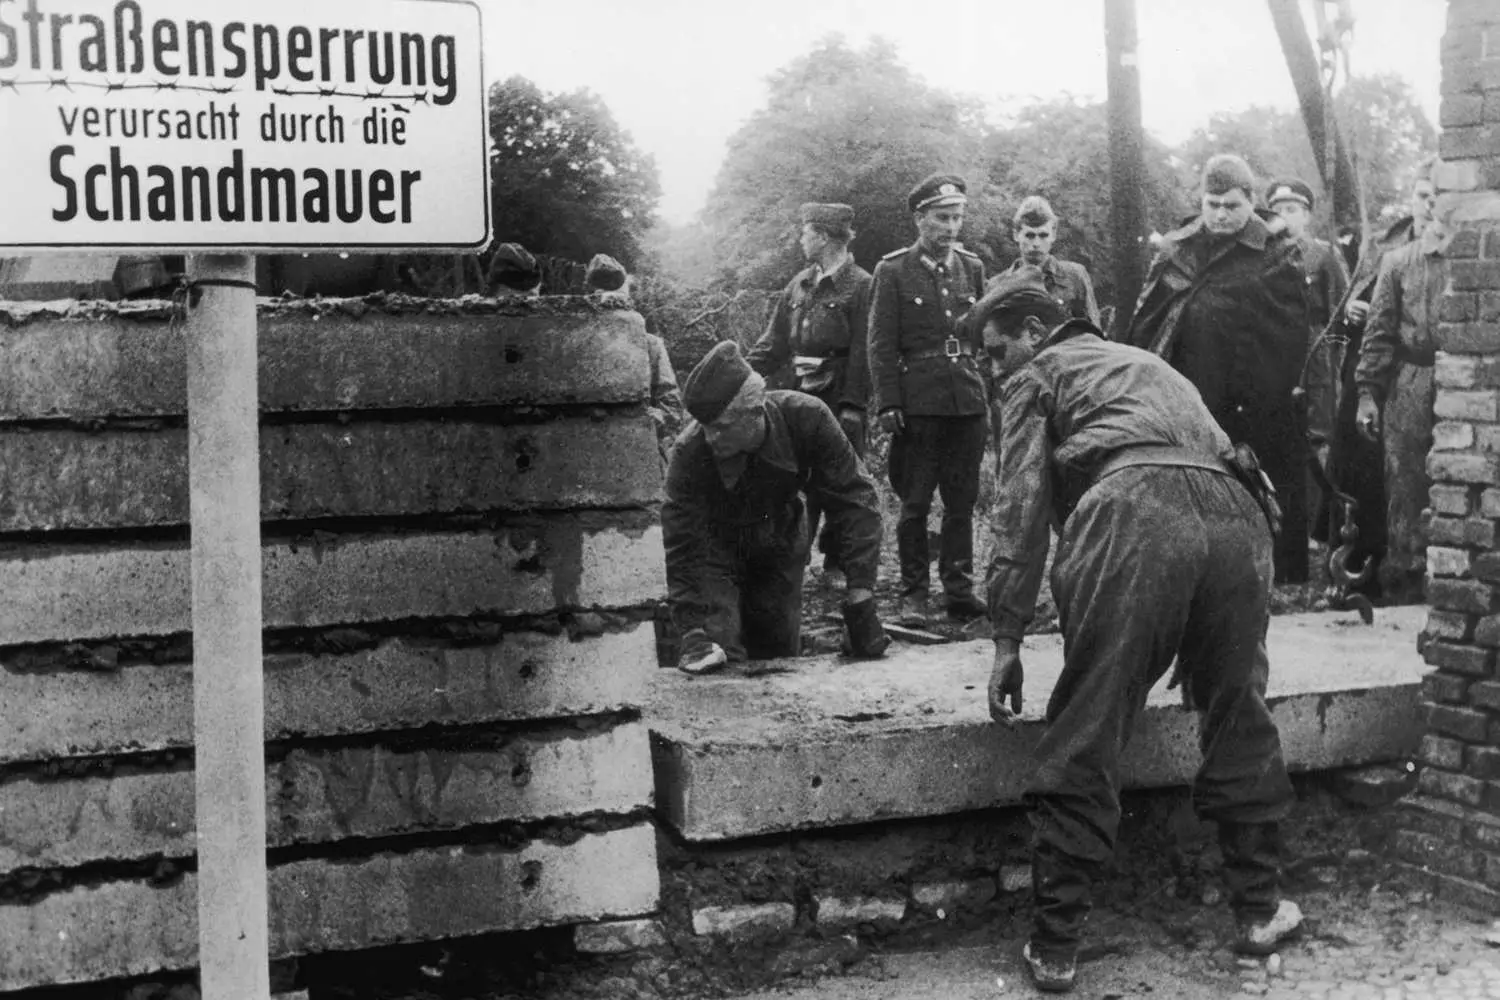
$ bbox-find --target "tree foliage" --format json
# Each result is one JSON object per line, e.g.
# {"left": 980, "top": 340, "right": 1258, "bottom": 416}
{"left": 701, "top": 37, "right": 1002, "bottom": 289}
{"left": 487, "top": 75, "right": 662, "bottom": 269}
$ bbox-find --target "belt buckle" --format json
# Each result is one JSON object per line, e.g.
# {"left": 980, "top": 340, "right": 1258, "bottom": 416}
{"left": 943, "top": 337, "right": 961, "bottom": 360}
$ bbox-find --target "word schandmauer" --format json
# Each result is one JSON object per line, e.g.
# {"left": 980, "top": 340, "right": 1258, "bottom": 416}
{"left": 0, "top": 0, "right": 459, "bottom": 104}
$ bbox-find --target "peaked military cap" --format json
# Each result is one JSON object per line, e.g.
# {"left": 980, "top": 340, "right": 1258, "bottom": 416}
{"left": 585, "top": 253, "right": 629, "bottom": 291}
{"left": 1265, "top": 178, "right": 1314, "bottom": 211}
{"left": 908, "top": 173, "right": 968, "bottom": 213}
{"left": 683, "top": 340, "right": 754, "bottom": 425}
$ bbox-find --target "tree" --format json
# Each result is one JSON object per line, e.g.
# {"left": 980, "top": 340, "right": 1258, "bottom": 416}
{"left": 487, "top": 76, "right": 661, "bottom": 269}
{"left": 701, "top": 37, "right": 1004, "bottom": 289}
{"left": 980, "top": 97, "right": 1191, "bottom": 312}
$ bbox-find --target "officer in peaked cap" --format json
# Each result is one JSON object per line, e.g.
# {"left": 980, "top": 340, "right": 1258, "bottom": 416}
{"left": 974, "top": 268, "right": 1301, "bottom": 992}
{"left": 868, "top": 172, "right": 989, "bottom": 624}
{"left": 747, "top": 201, "right": 874, "bottom": 575}
{"left": 661, "top": 341, "right": 890, "bottom": 676}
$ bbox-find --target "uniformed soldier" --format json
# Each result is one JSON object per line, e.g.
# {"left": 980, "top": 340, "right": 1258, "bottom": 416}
{"left": 585, "top": 253, "right": 686, "bottom": 467}
{"left": 748, "top": 203, "right": 873, "bottom": 572}
{"left": 977, "top": 269, "right": 1301, "bottom": 993}
{"left": 993, "top": 195, "right": 1100, "bottom": 327}
{"left": 868, "top": 173, "right": 989, "bottom": 623}
{"left": 662, "top": 341, "right": 890, "bottom": 674}
{"left": 1123, "top": 154, "right": 1312, "bottom": 584}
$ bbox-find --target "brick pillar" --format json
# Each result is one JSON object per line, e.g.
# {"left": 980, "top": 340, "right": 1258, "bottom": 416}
{"left": 1395, "top": 0, "right": 1500, "bottom": 910}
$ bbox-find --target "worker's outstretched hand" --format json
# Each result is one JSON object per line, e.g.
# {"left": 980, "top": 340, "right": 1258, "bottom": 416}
{"left": 989, "top": 640, "right": 1024, "bottom": 723}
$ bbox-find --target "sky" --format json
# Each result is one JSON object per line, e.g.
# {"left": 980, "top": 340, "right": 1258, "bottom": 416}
{"left": 484, "top": 0, "right": 1445, "bottom": 225}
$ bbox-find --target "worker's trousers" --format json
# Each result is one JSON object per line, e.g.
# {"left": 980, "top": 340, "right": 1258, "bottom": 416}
{"left": 1027, "top": 465, "right": 1294, "bottom": 957}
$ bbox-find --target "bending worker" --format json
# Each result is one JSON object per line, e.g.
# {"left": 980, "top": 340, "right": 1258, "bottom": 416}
{"left": 662, "top": 341, "right": 890, "bottom": 674}
{"left": 975, "top": 269, "right": 1302, "bottom": 993}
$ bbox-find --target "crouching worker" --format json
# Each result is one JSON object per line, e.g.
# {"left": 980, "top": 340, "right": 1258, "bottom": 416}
{"left": 974, "top": 268, "right": 1302, "bottom": 992}
{"left": 663, "top": 341, "right": 891, "bottom": 674}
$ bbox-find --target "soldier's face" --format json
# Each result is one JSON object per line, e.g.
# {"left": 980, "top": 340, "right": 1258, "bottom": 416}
{"left": 1016, "top": 223, "right": 1055, "bottom": 264}
{"left": 703, "top": 378, "right": 768, "bottom": 460}
{"left": 1272, "top": 200, "right": 1311, "bottom": 239}
{"left": 1410, "top": 180, "right": 1437, "bottom": 225}
{"left": 799, "top": 224, "right": 827, "bottom": 261}
{"left": 1200, "top": 187, "right": 1254, "bottom": 236}
{"left": 915, "top": 204, "right": 965, "bottom": 251}
{"left": 983, "top": 314, "right": 1043, "bottom": 380}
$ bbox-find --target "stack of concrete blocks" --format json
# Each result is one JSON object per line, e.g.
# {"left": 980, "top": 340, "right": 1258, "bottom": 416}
{"left": 0, "top": 295, "right": 665, "bottom": 992}
{"left": 1399, "top": 0, "right": 1500, "bottom": 911}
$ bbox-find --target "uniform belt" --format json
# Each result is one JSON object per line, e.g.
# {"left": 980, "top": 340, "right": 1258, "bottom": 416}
{"left": 903, "top": 341, "right": 975, "bottom": 362}
{"left": 794, "top": 350, "right": 849, "bottom": 360}
{"left": 1090, "top": 445, "right": 1233, "bottom": 489}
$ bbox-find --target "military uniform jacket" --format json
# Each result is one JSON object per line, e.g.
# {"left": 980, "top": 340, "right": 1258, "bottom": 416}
{"left": 868, "top": 242, "right": 987, "bottom": 417}
{"left": 662, "top": 391, "right": 884, "bottom": 622}
{"left": 1355, "top": 233, "right": 1446, "bottom": 404}
{"left": 993, "top": 254, "right": 1101, "bottom": 327}
{"left": 747, "top": 255, "right": 873, "bottom": 412}
{"left": 987, "top": 324, "right": 1236, "bottom": 640}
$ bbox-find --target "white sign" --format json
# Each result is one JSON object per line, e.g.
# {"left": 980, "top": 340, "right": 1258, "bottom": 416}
{"left": 0, "top": 0, "right": 489, "bottom": 251}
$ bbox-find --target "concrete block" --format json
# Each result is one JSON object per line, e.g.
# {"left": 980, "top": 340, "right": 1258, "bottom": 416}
{"left": 1433, "top": 421, "right": 1477, "bottom": 451}
{"left": 1436, "top": 389, "right": 1500, "bottom": 422}
{"left": 1421, "top": 735, "right": 1469, "bottom": 770}
{"left": 999, "top": 864, "right": 1034, "bottom": 894}
{"left": 574, "top": 918, "right": 668, "bottom": 954}
{"left": 0, "top": 724, "right": 652, "bottom": 873}
{"left": 650, "top": 608, "right": 1428, "bottom": 841}
{"left": 813, "top": 895, "right": 905, "bottom": 927}
{"left": 690, "top": 903, "right": 796, "bottom": 940}
{"left": 0, "top": 311, "right": 650, "bottom": 421}
{"left": 1426, "top": 610, "right": 1477, "bottom": 641}
{"left": 0, "top": 419, "right": 660, "bottom": 532}
{"left": 1430, "top": 484, "right": 1473, "bottom": 516}
{"left": 910, "top": 878, "right": 996, "bottom": 913}
{"left": 268, "top": 825, "right": 660, "bottom": 958}
{"left": 0, "top": 624, "right": 655, "bottom": 765}
{"left": 1430, "top": 546, "right": 1474, "bottom": 578}
{"left": 1428, "top": 454, "right": 1500, "bottom": 485}
{"left": 0, "top": 521, "right": 665, "bottom": 645}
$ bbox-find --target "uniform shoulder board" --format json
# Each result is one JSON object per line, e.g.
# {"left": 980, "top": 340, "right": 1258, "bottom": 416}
{"left": 954, "top": 246, "right": 980, "bottom": 259}
{"left": 881, "top": 247, "right": 910, "bottom": 261}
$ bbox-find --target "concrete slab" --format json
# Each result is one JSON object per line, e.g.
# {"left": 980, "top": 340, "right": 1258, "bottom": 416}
{"left": 649, "top": 608, "right": 1427, "bottom": 841}
{"left": 0, "top": 519, "right": 665, "bottom": 645}
{"left": 0, "top": 311, "right": 649, "bottom": 421}
{"left": 0, "top": 624, "right": 656, "bottom": 764}
{"left": 0, "top": 824, "right": 659, "bottom": 993}
{"left": 0, "top": 418, "right": 660, "bottom": 531}
{"left": 0, "top": 722, "right": 651, "bottom": 872}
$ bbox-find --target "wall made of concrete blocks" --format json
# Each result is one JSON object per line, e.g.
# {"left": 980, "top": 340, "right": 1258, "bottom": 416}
{"left": 0, "top": 296, "right": 664, "bottom": 991}
{"left": 1406, "top": 0, "right": 1500, "bottom": 912}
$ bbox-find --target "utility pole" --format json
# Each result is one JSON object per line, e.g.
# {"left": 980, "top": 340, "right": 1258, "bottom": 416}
{"left": 1105, "top": 0, "right": 1147, "bottom": 335}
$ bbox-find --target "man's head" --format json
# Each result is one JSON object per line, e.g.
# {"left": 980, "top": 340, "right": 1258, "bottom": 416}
{"left": 1265, "top": 178, "right": 1315, "bottom": 240}
{"left": 798, "top": 202, "right": 855, "bottom": 262}
{"left": 908, "top": 173, "right": 968, "bottom": 254}
{"left": 1409, "top": 157, "right": 1437, "bottom": 231}
{"left": 1199, "top": 154, "right": 1257, "bottom": 237}
{"left": 971, "top": 267, "right": 1069, "bottom": 381}
{"left": 683, "top": 341, "right": 768, "bottom": 460}
{"left": 1013, "top": 195, "right": 1058, "bottom": 266}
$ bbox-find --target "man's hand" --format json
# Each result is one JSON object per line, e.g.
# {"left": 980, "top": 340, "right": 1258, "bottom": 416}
{"left": 989, "top": 638, "right": 1024, "bottom": 723}
{"left": 1345, "top": 299, "right": 1370, "bottom": 327}
{"left": 838, "top": 407, "right": 867, "bottom": 447}
{"left": 878, "top": 407, "right": 906, "bottom": 436}
{"left": 1355, "top": 392, "right": 1381, "bottom": 442}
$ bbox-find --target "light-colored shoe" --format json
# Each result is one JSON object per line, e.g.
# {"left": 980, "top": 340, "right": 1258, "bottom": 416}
{"left": 677, "top": 640, "right": 727, "bottom": 676}
{"left": 1022, "top": 941, "right": 1077, "bottom": 993}
{"left": 1236, "top": 899, "right": 1303, "bottom": 955}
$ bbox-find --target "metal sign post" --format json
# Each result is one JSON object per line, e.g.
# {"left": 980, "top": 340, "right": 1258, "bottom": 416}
{"left": 0, "top": 2, "right": 490, "bottom": 997}
{"left": 186, "top": 255, "right": 267, "bottom": 1000}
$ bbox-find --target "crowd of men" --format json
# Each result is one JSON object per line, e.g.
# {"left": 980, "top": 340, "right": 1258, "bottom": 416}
{"left": 651, "top": 153, "right": 1444, "bottom": 991}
